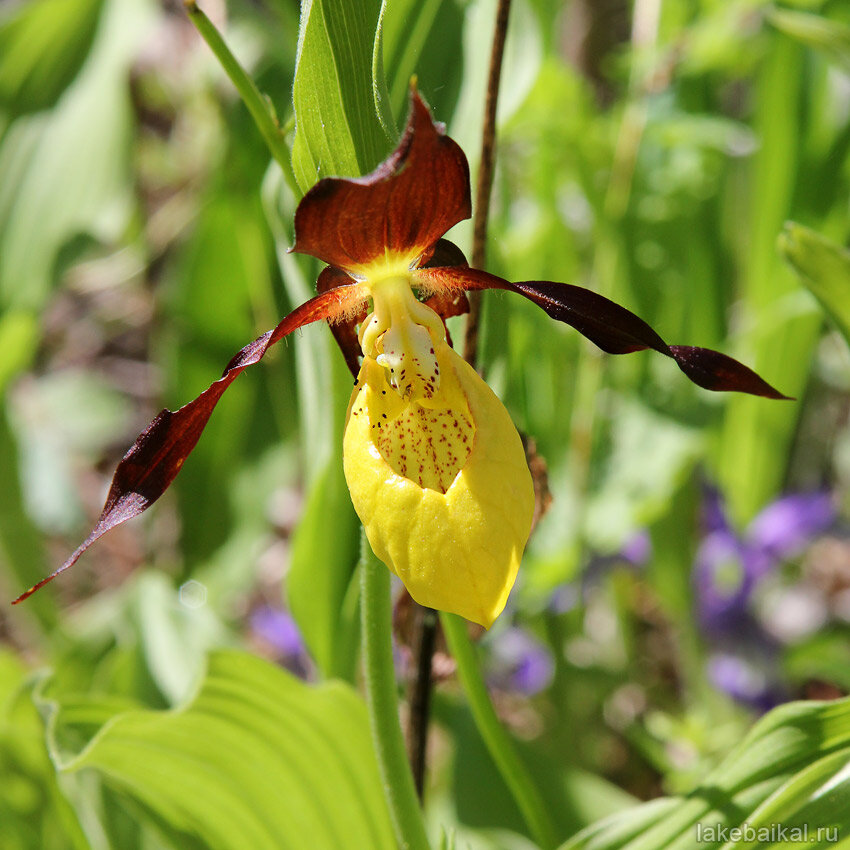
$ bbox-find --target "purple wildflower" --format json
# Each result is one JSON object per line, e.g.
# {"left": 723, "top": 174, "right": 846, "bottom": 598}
{"left": 488, "top": 627, "right": 554, "bottom": 696}
{"left": 695, "top": 488, "right": 834, "bottom": 709}
{"left": 747, "top": 492, "right": 835, "bottom": 560}
{"left": 707, "top": 652, "right": 787, "bottom": 712}
{"left": 250, "top": 606, "right": 310, "bottom": 677}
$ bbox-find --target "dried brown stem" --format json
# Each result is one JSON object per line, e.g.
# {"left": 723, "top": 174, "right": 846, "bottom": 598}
{"left": 406, "top": 605, "right": 438, "bottom": 798}
{"left": 463, "top": 0, "right": 513, "bottom": 367}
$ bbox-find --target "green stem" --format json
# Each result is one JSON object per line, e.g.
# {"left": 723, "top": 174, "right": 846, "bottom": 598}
{"left": 440, "top": 612, "right": 558, "bottom": 850}
{"left": 360, "top": 536, "right": 431, "bottom": 850}
{"left": 184, "top": 1, "right": 300, "bottom": 198}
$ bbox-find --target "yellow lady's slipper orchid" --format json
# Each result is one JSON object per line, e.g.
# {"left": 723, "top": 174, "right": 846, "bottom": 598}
{"left": 15, "top": 88, "right": 786, "bottom": 629}
{"left": 344, "top": 277, "right": 533, "bottom": 627}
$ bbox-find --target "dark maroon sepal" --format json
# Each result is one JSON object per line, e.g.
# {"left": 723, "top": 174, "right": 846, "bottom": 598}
{"left": 13, "top": 285, "right": 367, "bottom": 604}
{"left": 292, "top": 89, "right": 471, "bottom": 273}
{"left": 412, "top": 267, "right": 789, "bottom": 400}
{"left": 316, "top": 266, "right": 367, "bottom": 378}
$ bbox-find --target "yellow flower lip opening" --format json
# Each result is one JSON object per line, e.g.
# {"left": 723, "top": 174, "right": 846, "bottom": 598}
{"left": 344, "top": 276, "right": 535, "bottom": 628}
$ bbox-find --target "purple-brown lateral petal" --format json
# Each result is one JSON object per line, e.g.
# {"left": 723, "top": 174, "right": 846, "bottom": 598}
{"left": 317, "top": 266, "right": 367, "bottom": 378}
{"left": 12, "top": 285, "right": 367, "bottom": 604}
{"left": 413, "top": 267, "right": 789, "bottom": 399}
{"left": 292, "top": 89, "right": 471, "bottom": 273}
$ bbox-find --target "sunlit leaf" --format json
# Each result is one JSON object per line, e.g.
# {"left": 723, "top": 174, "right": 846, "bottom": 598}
{"left": 0, "top": 652, "right": 89, "bottom": 850}
{"left": 287, "top": 458, "right": 361, "bottom": 681}
{"left": 290, "top": 0, "right": 395, "bottom": 194}
{"left": 779, "top": 222, "right": 850, "bottom": 348}
{"left": 559, "top": 697, "right": 850, "bottom": 850}
{"left": 768, "top": 8, "right": 850, "bottom": 73}
{"left": 381, "top": 0, "right": 464, "bottom": 122}
{"left": 0, "top": 0, "right": 104, "bottom": 116}
{"left": 0, "top": 0, "right": 153, "bottom": 311}
{"left": 40, "top": 650, "right": 396, "bottom": 850}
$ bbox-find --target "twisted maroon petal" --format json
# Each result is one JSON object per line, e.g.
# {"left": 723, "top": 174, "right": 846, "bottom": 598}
{"left": 292, "top": 89, "right": 471, "bottom": 273}
{"left": 413, "top": 266, "right": 789, "bottom": 400}
{"left": 13, "top": 285, "right": 367, "bottom": 604}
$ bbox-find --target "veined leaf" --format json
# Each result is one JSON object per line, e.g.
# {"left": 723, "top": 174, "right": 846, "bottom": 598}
{"left": 291, "top": 0, "right": 395, "bottom": 193}
{"left": 42, "top": 650, "right": 396, "bottom": 850}
{"left": 559, "top": 697, "right": 850, "bottom": 850}
{"left": 779, "top": 222, "right": 850, "bottom": 348}
{"left": 0, "top": 652, "right": 89, "bottom": 850}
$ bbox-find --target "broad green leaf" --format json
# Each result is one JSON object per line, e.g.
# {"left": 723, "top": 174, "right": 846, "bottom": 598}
{"left": 768, "top": 9, "right": 850, "bottom": 73}
{"left": 287, "top": 457, "right": 361, "bottom": 681}
{"left": 779, "top": 222, "right": 850, "bottom": 348}
{"left": 0, "top": 0, "right": 104, "bottom": 117}
{"left": 0, "top": 652, "right": 89, "bottom": 850}
{"left": 0, "top": 0, "right": 153, "bottom": 311}
{"left": 559, "top": 697, "right": 850, "bottom": 850}
{"left": 291, "top": 0, "right": 395, "bottom": 193}
{"left": 381, "top": 0, "right": 464, "bottom": 123}
{"left": 43, "top": 650, "right": 396, "bottom": 850}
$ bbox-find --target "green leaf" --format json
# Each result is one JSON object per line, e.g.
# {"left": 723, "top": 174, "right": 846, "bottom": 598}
{"left": 0, "top": 0, "right": 154, "bottom": 311}
{"left": 287, "top": 458, "right": 361, "bottom": 681}
{"left": 43, "top": 650, "right": 396, "bottom": 850}
{"left": 715, "top": 35, "right": 821, "bottom": 524}
{"left": 0, "top": 652, "right": 89, "bottom": 850}
{"left": 0, "top": 0, "right": 104, "bottom": 117}
{"left": 291, "top": 0, "right": 395, "bottom": 193}
{"left": 444, "top": 699, "right": 635, "bottom": 842}
{"left": 768, "top": 9, "right": 850, "bottom": 73}
{"left": 381, "top": 0, "right": 464, "bottom": 123}
{"left": 559, "top": 697, "right": 850, "bottom": 850}
{"left": 779, "top": 222, "right": 850, "bottom": 348}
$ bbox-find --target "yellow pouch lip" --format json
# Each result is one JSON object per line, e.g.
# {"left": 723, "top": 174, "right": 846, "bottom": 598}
{"left": 344, "top": 343, "right": 534, "bottom": 628}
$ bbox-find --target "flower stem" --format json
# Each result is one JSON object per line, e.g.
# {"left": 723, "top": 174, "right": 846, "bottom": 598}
{"left": 464, "top": 0, "right": 513, "bottom": 367}
{"left": 184, "top": 1, "right": 300, "bottom": 198}
{"left": 440, "top": 612, "right": 558, "bottom": 849}
{"left": 407, "top": 604, "right": 438, "bottom": 798}
{"left": 360, "top": 536, "right": 431, "bottom": 850}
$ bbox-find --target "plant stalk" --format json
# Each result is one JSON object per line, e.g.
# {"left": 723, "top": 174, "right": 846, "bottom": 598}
{"left": 440, "top": 612, "right": 558, "bottom": 849}
{"left": 360, "top": 536, "right": 431, "bottom": 850}
{"left": 463, "top": 0, "right": 513, "bottom": 367}
{"left": 184, "top": 1, "right": 300, "bottom": 198}
{"left": 406, "top": 604, "right": 438, "bottom": 798}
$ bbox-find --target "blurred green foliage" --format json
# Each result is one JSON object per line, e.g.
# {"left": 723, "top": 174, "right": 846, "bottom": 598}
{"left": 3, "top": 0, "right": 850, "bottom": 847}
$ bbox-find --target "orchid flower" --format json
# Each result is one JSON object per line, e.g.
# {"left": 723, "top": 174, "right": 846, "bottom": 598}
{"left": 14, "top": 89, "right": 786, "bottom": 628}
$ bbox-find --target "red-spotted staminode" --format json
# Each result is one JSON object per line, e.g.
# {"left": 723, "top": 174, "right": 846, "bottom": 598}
{"left": 14, "top": 89, "right": 786, "bottom": 627}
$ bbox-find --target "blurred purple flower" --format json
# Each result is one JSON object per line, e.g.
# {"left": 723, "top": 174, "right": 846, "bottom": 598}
{"left": 707, "top": 652, "right": 787, "bottom": 712}
{"left": 488, "top": 627, "right": 554, "bottom": 696}
{"left": 748, "top": 492, "right": 835, "bottom": 560}
{"left": 620, "top": 530, "right": 652, "bottom": 567}
{"left": 695, "top": 489, "right": 834, "bottom": 635}
{"left": 250, "top": 606, "right": 310, "bottom": 677}
{"left": 696, "top": 488, "right": 834, "bottom": 709}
